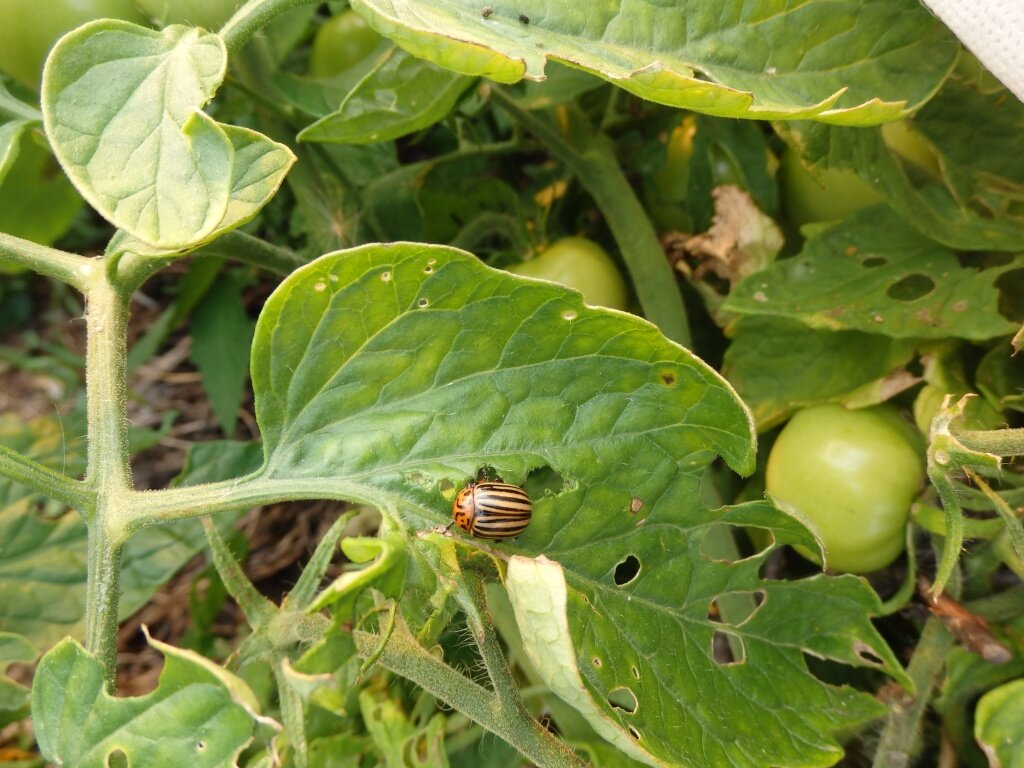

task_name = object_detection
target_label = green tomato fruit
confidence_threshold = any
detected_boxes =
[137,0,244,30]
[0,0,149,91]
[309,9,385,78]
[0,131,83,246]
[779,147,884,228]
[766,404,924,573]
[507,237,629,311]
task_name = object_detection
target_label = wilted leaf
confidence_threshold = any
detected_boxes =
[351,0,955,123]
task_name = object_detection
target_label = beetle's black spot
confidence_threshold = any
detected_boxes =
[607,687,638,714]
[196,741,206,752]
[613,555,640,586]
[518,13,530,23]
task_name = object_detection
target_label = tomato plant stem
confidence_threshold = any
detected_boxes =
[354,615,588,768]
[491,88,693,348]
[872,618,953,768]
[81,266,134,687]
[221,0,318,56]
[0,232,89,289]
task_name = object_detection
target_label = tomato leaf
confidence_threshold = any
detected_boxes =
[975,678,1024,766]
[0,631,35,715]
[191,274,255,436]
[248,243,907,766]
[41,20,294,250]
[299,46,474,144]
[350,0,955,123]
[723,316,919,429]
[32,635,260,768]
[724,206,1024,341]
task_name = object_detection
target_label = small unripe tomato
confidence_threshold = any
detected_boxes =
[452,480,532,540]
[308,9,385,78]
[766,404,924,573]
[779,147,885,228]
[507,237,629,311]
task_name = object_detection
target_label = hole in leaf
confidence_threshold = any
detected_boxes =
[108,751,129,768]
[438,478,456,498]
[417,297,430,308]
[996,269,1024,322]
[707,591,765,626]
[613,555,640,586]
[861,256,887,268]
[886,274,935,302]
[744,526,775,557]
[854,641,885,667]
[523,465,565,497]
[607,686,638,714]
[592,657,602,668]
[628,726,642,741]
[700,524,752,563]
[631,665,640,680]
[711,630,746,665]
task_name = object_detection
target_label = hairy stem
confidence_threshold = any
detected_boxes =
[955,427,1024,458]
[354,617,587,768]
[81,265,134,687]
[0,444,94,511]
[0,232,89,289]
[221,0,319,56]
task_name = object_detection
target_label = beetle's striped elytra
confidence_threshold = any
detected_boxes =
[451,480,532,540]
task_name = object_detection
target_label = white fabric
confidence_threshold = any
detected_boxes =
[922,0,1024,102]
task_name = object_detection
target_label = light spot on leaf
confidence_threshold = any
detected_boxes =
[380,271,391,282]
[561,309,577,321]
[314,281,327,292]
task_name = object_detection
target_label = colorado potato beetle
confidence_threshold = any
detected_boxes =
[451,473,532,540]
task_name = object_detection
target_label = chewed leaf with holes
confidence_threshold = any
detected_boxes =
[350,0,955,124]
[250,243,906,766]
[41,21,294,250]
[32,636,261,767]
[723,206,1024,341]
[507,500,908,768]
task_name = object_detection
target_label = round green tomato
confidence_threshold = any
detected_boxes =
[308,10,384,78]
[0,0,149,91]
[766,404,924,573]
[779,147,884,228]
[507,237,629,311]
[137,0,244,30]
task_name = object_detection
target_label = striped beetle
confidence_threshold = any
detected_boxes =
[450,469,532,540]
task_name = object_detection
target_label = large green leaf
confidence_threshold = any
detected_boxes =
[299,46,474,144]
[350,0,956,123]
[724,206,1024,341]
[41,21,294,250]
[722,316,918,430]
[32,635,259,767]
[247,243,906,766]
